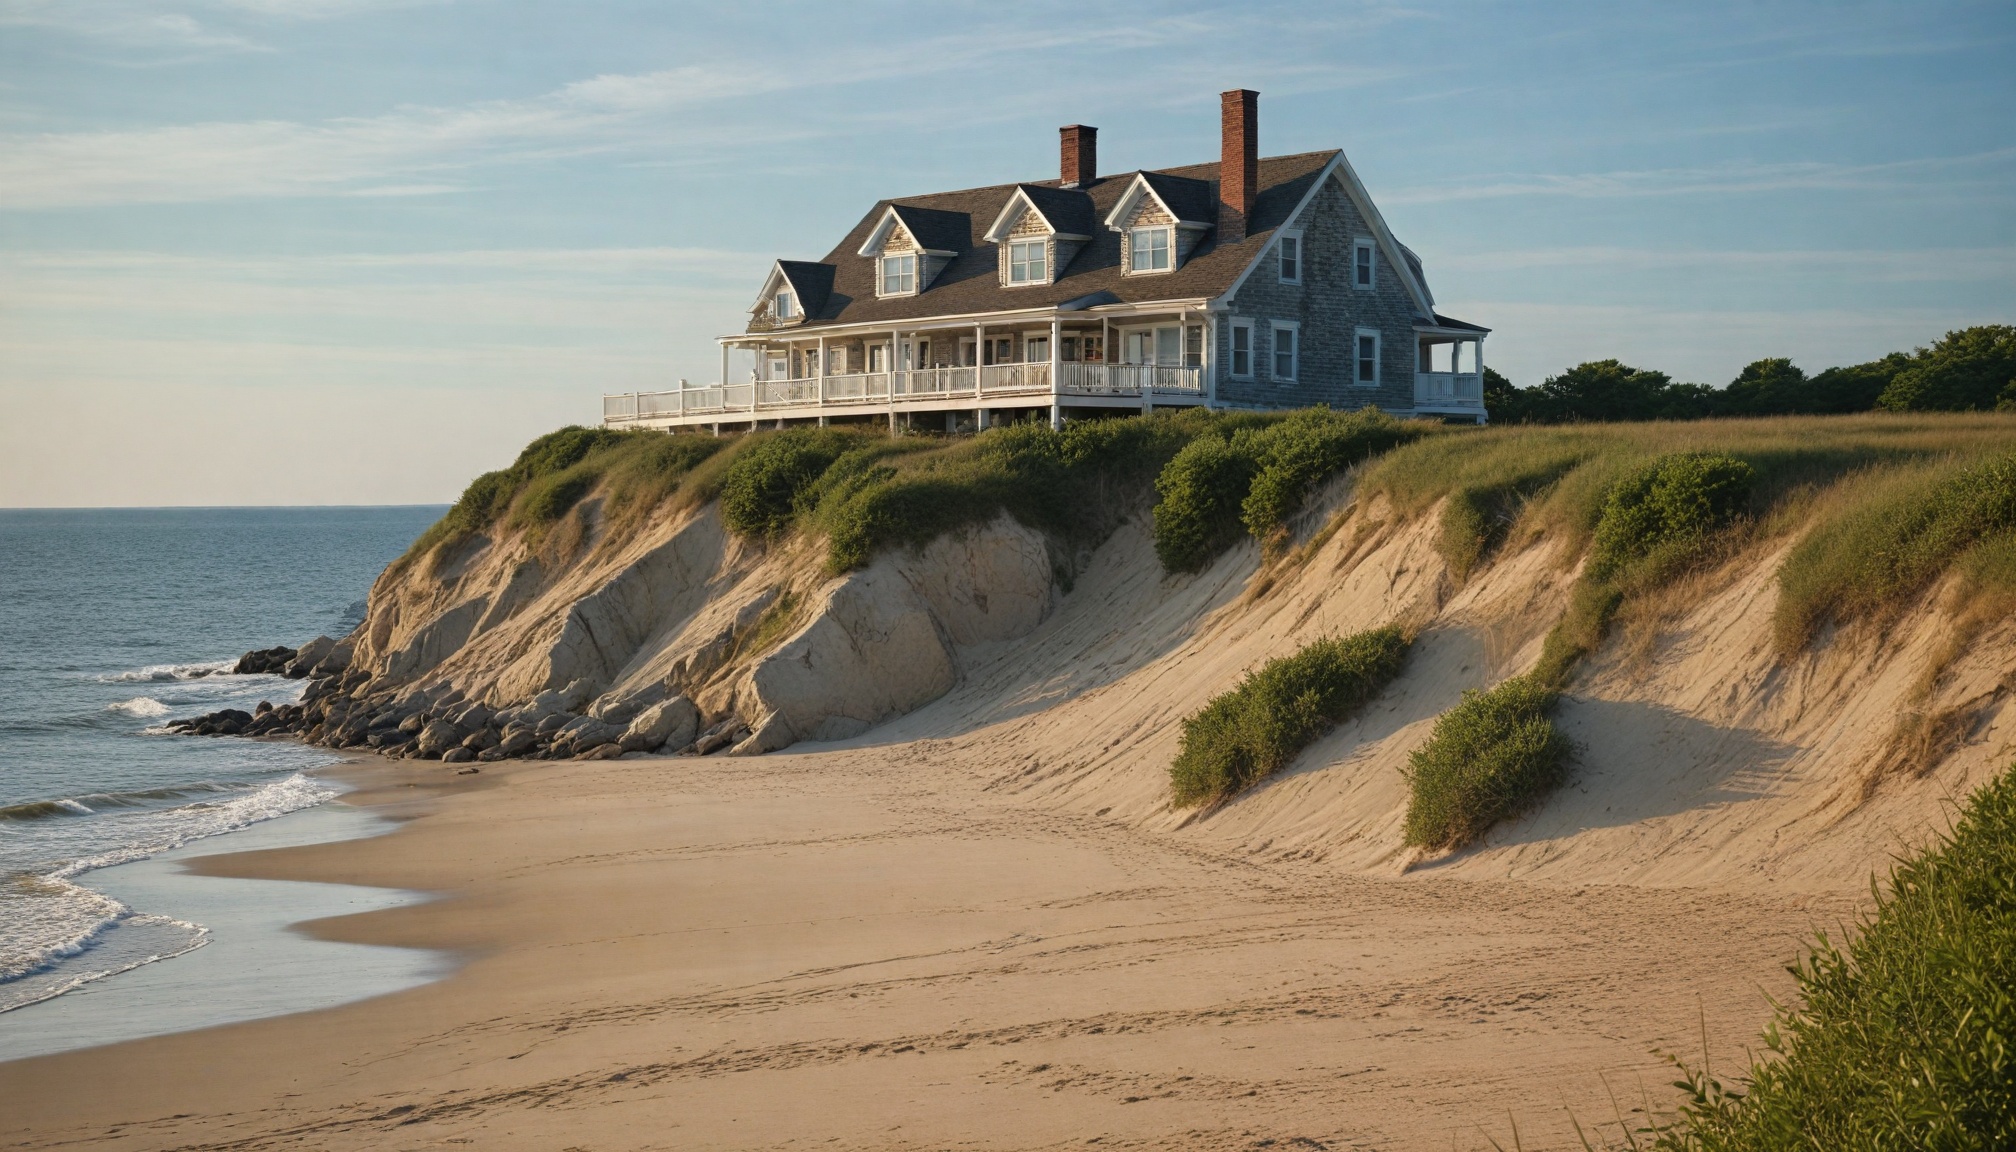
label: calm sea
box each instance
[0,506,441,1016]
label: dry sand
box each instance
[0,748,1846,1152]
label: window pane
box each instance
[1156,327,1180,364]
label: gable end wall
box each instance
[1217,174,1418,413]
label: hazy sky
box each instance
[3,0,2012,506]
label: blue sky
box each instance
[2,0,2011,506]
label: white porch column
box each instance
[719,342,729,390]
[1048,315,1062,430]
[817,334,827,405]
[1203,312,1217,407]
[973,321,986,430]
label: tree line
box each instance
[1484,324,2016,424]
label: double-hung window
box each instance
[1278,233,1301,283]
[880,253,916,295]
[1128,227,1171,273]
[774,291,794,320]
[1353,239,1376,290]
[1008,240,1046,284]
[1355,328,1381,386]
[1272,323,1298,382]
[1230,321,1253,377]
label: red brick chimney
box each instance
[1060,124,1097,188]
[1219,89,1258,243]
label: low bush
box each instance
[1401,675,1571,851]
[1654,761,2016,1151]
[1587,452,1756,582]
[1169,626,1410,807]
[717,428,870,538]
[1776,450,2016,650]
[1152,408,1420,573]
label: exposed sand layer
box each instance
[8,485,2012,1149]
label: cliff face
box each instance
[237,451,2015,892]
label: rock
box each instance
[308,636,353,678]
[415,719,467,758]
[558,679,596,712]
[589,681,670,725]
[534,712,573,737]
[691,722,742,756]
[574,742,625,761]
[398,713,427,735]
[232,646,296,676]
[476,747,510,762]
[618,696,698,753]
[255,700,273,715]
[550,716,621,757]
[495,726,539,757]
[283,636,336,678]
[450,702,493,731]
[729,713,795,756]
[456,766,480,775]
[442,747,476,764]
[461,727,500,752]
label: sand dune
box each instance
[4,477,2009,1150]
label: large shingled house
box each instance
[605,90,1488,432]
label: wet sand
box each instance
[0,744,1840,1152]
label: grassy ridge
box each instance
[1170,627,1410,807]
[1655,762,2016,1150]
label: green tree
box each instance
[1876,325,2016,412]
[1716,357,1809,416]
[1524,359,1706,423]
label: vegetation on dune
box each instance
[1400,675,1571,851]
[1169,626,1410,807]
[403,426,725,568]
[1775,450,2016,651]
[1151,407,1422,573]
[1653,761,2016,1151]
[1483,324,2013,425]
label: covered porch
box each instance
[1413,318,1490,421]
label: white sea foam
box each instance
[108,696,171,718]
[100,659,239,684]
[0,772,337,1012]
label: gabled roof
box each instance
[1102,170,1217,231]
[858,203,971,257]
[773,260,834,316]
[769,150,1341,330]
[983,184,1096,243]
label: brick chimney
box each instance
[1060,124,1097,188]
[1218,89,1258,243]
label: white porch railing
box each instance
[602,362,1204,425]
[1414,371,1484,409]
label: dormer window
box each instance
[1008,240,1046,284]
[880,254,916,295]
[774,290,795,320]
[1129,227,1171,273]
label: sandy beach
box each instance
[0,738,1845,1152]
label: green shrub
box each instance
[1401,675,1571,851]
[1654,761,2016,1151]
[1170,626,1410,806]
[1875,324,2016,413]
[1153,432,1261,572]
[1776,451,2016,649]
[518,469,598,526]
[718,428,866,538]
[1587,453,1756,582]
[1240,409,1418,542]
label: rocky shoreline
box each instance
[167,637,754,770]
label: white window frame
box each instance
[1007,239,1047,284]
[1276,229,1303,284]
[1270,320,1300,383]
[879,253,916,297]
[1354,327,1381,387]
[1127,226,1172,275]
[1353,238,1376,291]
[773,290,794,320]
[1229,319,1254,379]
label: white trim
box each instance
[1126,225,1174,276]
[1276,228,1303,285]
[857,206,956,260]
[1352,237,1377,291]
[1269,319,1300,383]
[1353,326,1381,388]
[983,186,1091,244]
[1006,238,1049,286]
[1228,318,1255,379]
[877,253,918,298]
[1101,172,1210,232]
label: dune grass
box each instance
[402,427,726,570]
[1400,675,1571,851]
[1169,626,1411,807]
[1652,761,2016,1151]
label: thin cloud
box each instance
[1439,245,2016,283]
[1387,147,2016,204]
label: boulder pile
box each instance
[170,642,754,767]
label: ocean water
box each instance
[0,507,443,1020]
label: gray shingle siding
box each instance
[1216,175,1419,414]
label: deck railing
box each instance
[1414,371,1484,409]
[603,362,1205,425]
